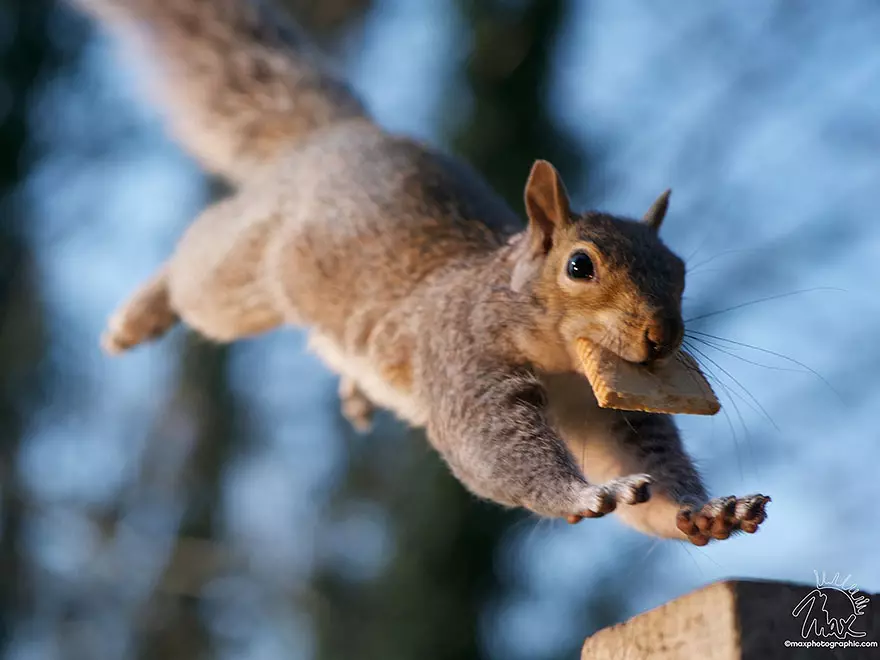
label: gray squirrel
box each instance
[72,0,769,545]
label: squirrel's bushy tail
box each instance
[73,0,368,181]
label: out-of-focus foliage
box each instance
[1,0,879,659]
[284,0,371,33]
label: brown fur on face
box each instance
[513,161,686,366]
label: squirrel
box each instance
[72,0,769,545]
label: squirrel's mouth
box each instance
[576,336,681,370]
[589,321,683,367]
[578,336,652,367]
[575,337,646,374]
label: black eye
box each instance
[567,251,595,280]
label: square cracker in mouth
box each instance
[577,339,720,416]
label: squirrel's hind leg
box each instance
[102,266,178,354]
[103,188,287,353]
[164,192,286,343]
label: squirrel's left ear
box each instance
[643,189,672,232]
[524,159,572,252]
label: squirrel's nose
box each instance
[644,316,684,362]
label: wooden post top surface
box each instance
[582,579,878,659]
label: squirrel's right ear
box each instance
[524,159,572,253]
[643,189,672,232]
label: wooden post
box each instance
[582,579,878,659]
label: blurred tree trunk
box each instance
[453,0,586,201]
[135,342,240,660]
[284,0,372,35]
[0,0,62,649]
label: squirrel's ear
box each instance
[524,159,572,252]
[643,189,672,232]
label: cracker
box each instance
[577,339,720,416]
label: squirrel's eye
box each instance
[567,251,595,280]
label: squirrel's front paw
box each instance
[676,494,770,546]
[339,377,375,433]
[566,474,653,524]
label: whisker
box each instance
[686,330,842,401]
[694,546,727,572]
[675,350,717,396]
[686,334,805,468]
[685,341,779,432]
[528,515,553,547]
[515,512,553,550]
[685,287,846,324]
[683,224,719,266]
[682,342,745,480]
[621,412,639,436]
[620,538,665,583]
[685,333,805,373]
[687,247,767,273]
[681,267,730,278]
[684,341,766,480]
[679,542,707,579]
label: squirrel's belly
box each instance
[308,332,427,427]
[540,372,624,480]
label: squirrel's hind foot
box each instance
[339,377,375,433]
[676,494,771,546]
[566,473,653,524]
[102,269,178,354]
